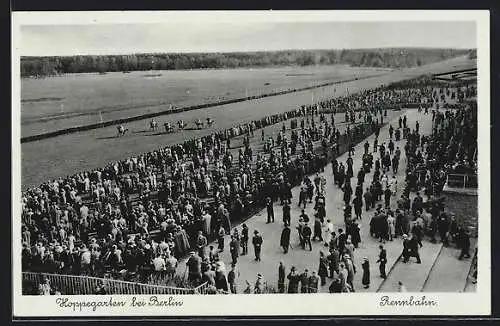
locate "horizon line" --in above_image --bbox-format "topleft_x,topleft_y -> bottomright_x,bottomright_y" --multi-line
21,47 -> 475,58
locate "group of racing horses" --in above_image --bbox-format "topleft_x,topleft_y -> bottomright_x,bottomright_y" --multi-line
116,117 -> 215,137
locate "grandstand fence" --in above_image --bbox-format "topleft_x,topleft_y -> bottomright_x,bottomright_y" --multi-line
22,272 -> 209,296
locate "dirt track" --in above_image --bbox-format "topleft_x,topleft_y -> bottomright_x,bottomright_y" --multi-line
21,56 -> 475,188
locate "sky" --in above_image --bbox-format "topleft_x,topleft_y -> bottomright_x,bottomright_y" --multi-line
20,21 -> 476,56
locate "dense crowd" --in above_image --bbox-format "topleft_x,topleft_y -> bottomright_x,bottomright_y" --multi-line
235,84 -> 477,294
21,79 -> 477,295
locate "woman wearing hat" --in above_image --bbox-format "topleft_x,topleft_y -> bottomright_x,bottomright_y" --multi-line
361,257 -> 370,289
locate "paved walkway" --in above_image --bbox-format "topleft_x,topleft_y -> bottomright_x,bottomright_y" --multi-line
176,108 -> 439,293
422,238 -> 477,292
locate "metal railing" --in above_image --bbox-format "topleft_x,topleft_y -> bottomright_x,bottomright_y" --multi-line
22,272 -> 208,296
446,173 -> 478,189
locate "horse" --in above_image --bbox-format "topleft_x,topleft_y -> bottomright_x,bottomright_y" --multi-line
150,119 -> 158,131
177,120 -> 185,130
164,122 -> 174,133
206,118 -> 215,128
195,119 -> 204,129
117,125 -> 129,137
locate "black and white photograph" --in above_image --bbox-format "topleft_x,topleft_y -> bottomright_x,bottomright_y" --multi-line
12,11 -> 490,316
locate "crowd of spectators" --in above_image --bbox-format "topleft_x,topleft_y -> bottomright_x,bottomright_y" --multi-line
21,78 -> 477,294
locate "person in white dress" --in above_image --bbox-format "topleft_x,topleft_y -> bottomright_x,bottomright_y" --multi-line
389,176 -> 398,196
323,220 -> 334,246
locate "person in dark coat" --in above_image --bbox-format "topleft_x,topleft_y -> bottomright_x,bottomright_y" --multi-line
395,209 -> 405,238
361,257 -> 370,289
309,271 -> 320,293
217,227 -> 225,253
376,245 -> 387,278
241,224 -> 249,255
411,222 -> 424,248
457,228 -> 471,260
384,188 -> 392,208
302,223 -> 312,251
299,269 -> 310,293
229,235 -> 240,266
402,234 -> 421,263
350,222 -> 361,248
215,266 -> 229,292
282,200 -> 291,226
287,266 -> 300,293
437,213 -> 450,247
329,278 -> 342,293
186,251 -> 202,285
252,230 -> 263,261
318,251 -> 329,286
402,234 -> 411,263
337,229 -> 347,253
312,216 -> 323,241
327,247 -> 340,278
364,188 -> 372,211
299,187 -> 307,209
278,261 -> 286,293
353,195 -> 363,219
280,225 -> 291,254
266,197 -> 274,223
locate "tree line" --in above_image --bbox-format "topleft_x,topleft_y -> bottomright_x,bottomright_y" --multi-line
21,48 -> 472,77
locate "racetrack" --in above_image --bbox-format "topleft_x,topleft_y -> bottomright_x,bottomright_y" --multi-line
21,65 -> 388,138
20,55 -> 475,188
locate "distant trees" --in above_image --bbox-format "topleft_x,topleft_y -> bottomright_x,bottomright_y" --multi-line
20,48 -> 472,77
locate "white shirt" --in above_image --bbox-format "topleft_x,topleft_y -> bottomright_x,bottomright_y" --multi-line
153,257 -> 166,271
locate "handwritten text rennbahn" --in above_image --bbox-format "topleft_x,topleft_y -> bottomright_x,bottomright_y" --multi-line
379,295 -> 438,307
55,296 -> 184,312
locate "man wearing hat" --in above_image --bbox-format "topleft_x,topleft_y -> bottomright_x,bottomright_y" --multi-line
266,197 -> 275,223
299,187 -> 307,209
280,225 -> 291,254
241,224 -> 249,255
299,268 -> 310,293
309,271 -> 320,293
254,273 -> 264,294
376,245 -> 387,278
361,257 -> 370,289
302,222 -> 312,251
186,251 -> 202,285
278,261 -> 286,293
282,200 -> 291,226
252,230 -> 263,261
229,235 -> 240,266
227,263 -> 239,294
287,266 -> 300,293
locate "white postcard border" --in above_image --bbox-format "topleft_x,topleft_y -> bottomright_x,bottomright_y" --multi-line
11,10 -> 491,317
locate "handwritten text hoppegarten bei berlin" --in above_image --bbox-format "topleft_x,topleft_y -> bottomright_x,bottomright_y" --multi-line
55,296 -> 184,312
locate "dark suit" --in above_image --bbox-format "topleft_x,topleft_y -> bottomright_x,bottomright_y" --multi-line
281,201 -> 290,224
377,249 -> 387,278
278,265 -> 286,293
299,272 -> 310,293
229,239 -> 240,265
252,234 -> 263,261
280,227 -> 291,253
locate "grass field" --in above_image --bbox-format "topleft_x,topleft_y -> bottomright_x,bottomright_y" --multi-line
21,65 -> 390,137
20,56 -> 476,188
